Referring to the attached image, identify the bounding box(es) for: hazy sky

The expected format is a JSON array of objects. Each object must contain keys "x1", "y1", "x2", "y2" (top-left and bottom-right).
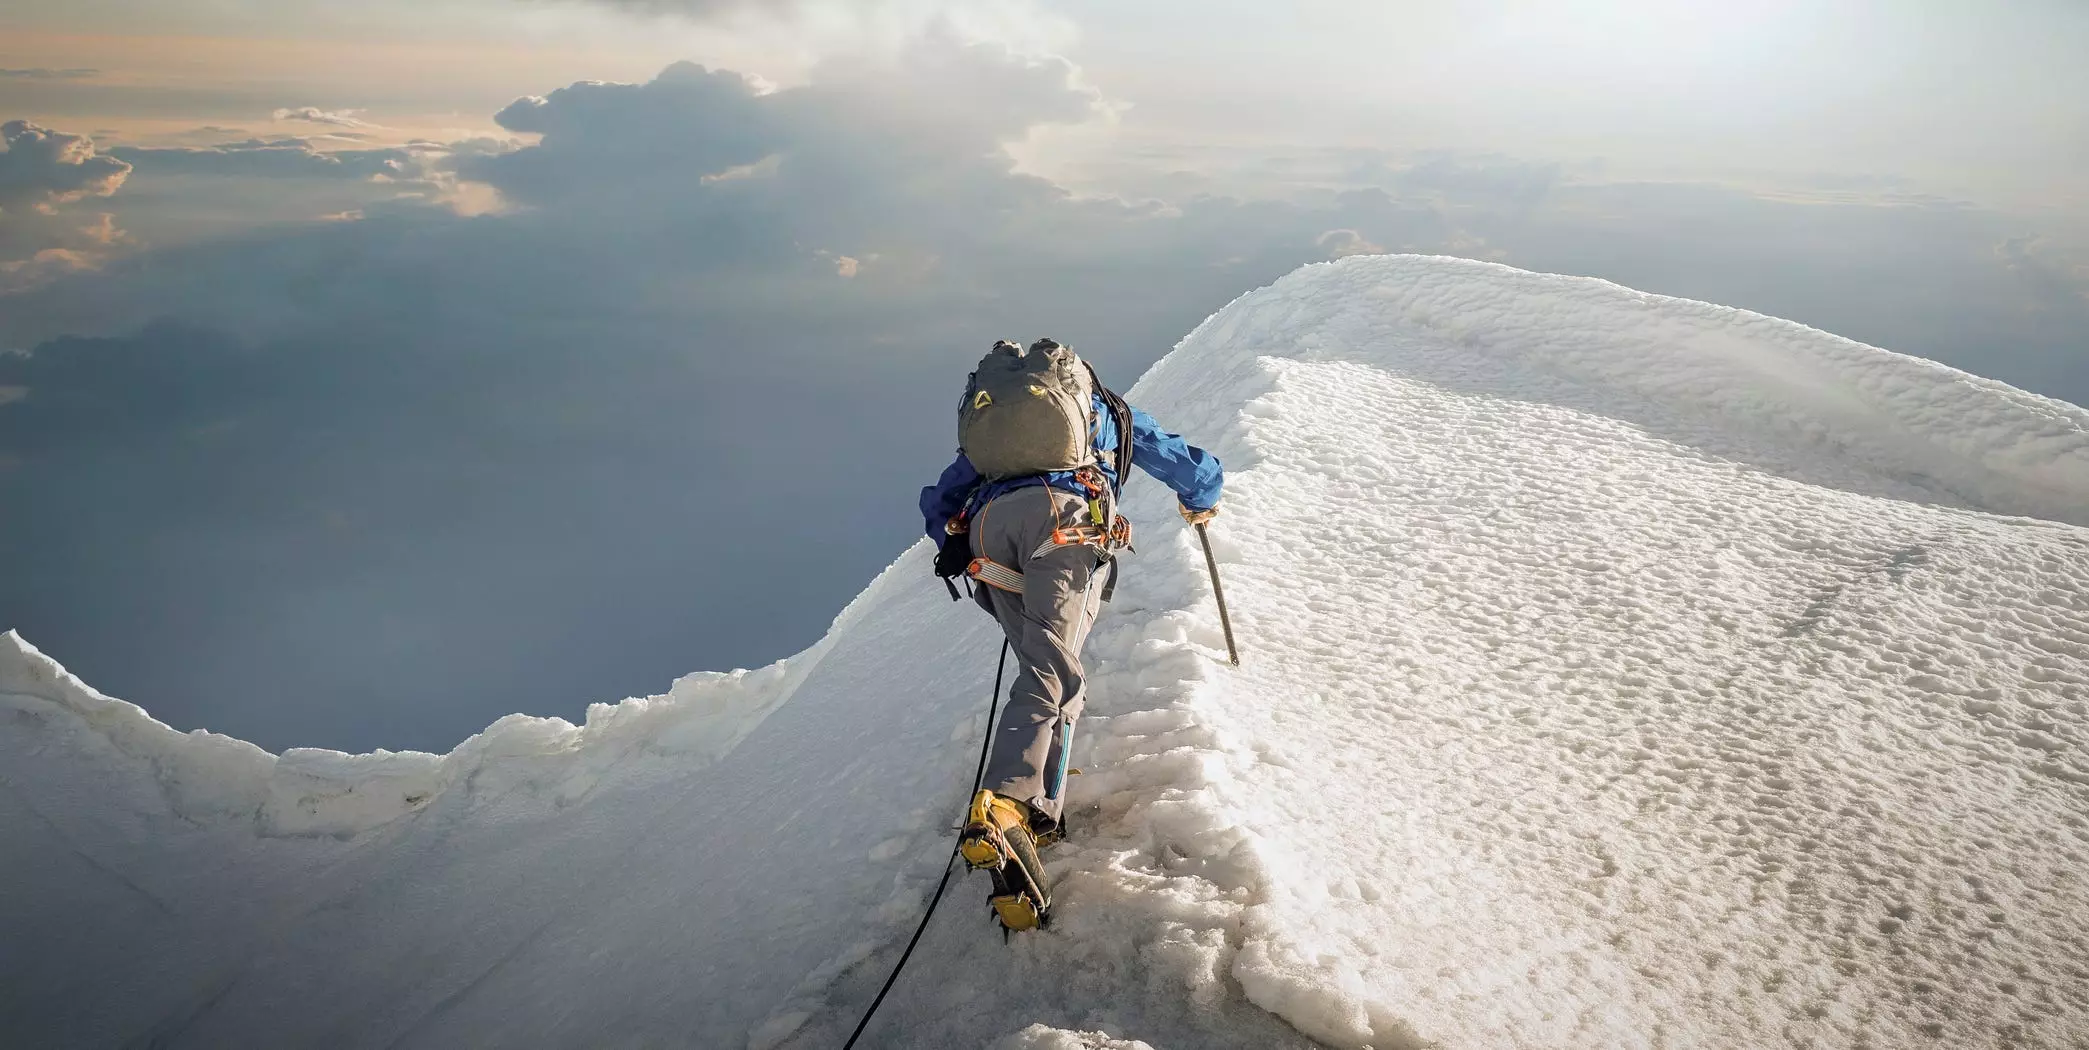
[
  {"x1": 8, "y1": 0, "x2": 2087, "y2": 202},
  {"x1": 2, "y1": 0, "x2": 2084, "y2": 753}
]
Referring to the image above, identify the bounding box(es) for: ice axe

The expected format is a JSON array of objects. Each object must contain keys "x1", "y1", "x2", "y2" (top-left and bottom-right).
[{"x1": 1195, "y1": 522, "x2": 1240, "y2": 666}]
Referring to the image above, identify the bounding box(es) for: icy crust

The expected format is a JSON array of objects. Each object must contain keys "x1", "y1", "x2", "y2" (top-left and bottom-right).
[
  {"x1": 0, "y1": 633, "x2": 804, "y2": 835},
  {"x1": 0, "y1": 633, "x2": 276, "y2": 818},
  {"x1": 1290, "y1": 257, "x2": 2089, "y2": 525},
  {"x1": 1134, "y1": 257, "x2": 2089, "y2": 1049},
  {"x1": 994, "y1": 1026, "x2": 1159, "y2": 1050},
  {"x1": 0, "y1": 548, "x2": 904, "y2": 836}
]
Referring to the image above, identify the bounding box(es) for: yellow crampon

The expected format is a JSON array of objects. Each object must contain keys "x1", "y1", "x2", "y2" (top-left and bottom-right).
[
  {"x1": 960, "y1": 790, "x2": 1052, "y2": 934},
  {"x1": 990, "y1": 891, "x2": 1044, "y2": 932},
  {"x1": 959, "y1": 789, "x2": 1027, "y2": 870}
]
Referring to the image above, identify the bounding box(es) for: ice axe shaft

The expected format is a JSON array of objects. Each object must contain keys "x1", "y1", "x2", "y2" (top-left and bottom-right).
[{"x1": 1195, "y1": 522, "x2": 1240, "y2": 666}]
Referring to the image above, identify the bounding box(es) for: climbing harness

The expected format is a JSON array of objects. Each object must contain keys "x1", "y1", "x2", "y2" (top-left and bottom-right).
[
  {"x1": 840, "y1": 640, "x2": 1009, "y2": 1050},
  {"x1": 966, "y1": 555, "x2": 1027, "y2": 595},
  {"x1": 960, "y1": 516, "x2": 1132, "y2": 604}
]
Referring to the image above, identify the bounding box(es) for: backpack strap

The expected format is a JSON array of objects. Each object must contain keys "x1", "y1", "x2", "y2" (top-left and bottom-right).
[
  {"x1": 1078, "y1": 361, "x2": 1138, "y2": 605},
  {"x1": 1084, "y1": 361, "x2": 1135, "y2": 494}
]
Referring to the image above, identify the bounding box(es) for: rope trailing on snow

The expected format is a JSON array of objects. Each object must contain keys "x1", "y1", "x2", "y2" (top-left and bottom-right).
[{"x1": 841, "y1": 639, "x2": 1009, "y2": 1050}]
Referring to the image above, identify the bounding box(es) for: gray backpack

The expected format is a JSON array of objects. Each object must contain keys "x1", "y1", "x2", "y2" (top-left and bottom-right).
[{"x1": 959, "y1": 339, "x2": 1098, "y2": 481}]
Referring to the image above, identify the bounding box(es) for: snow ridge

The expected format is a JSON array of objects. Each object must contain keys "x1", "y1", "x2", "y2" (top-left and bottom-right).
[
  {"x1": 4, "y1": 255, "x2": 2087, "y2": 1050},
  {"x1": 0, "y1": 551, "x2": 895, "y2": 836},
  {"x1": 1122, "y1": 257, "x2": 2089, "y2": 1048}
]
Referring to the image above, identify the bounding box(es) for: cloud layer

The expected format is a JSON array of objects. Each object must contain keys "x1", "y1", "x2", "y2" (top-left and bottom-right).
[
  {"x1": 272, "y1": 106, "x2": 371, "y2": 128},
  {"x1": 108, "y1": 138, "x2": 411, "y2": 179}
]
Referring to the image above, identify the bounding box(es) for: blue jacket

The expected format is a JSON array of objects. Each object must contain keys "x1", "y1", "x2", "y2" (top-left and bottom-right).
[{"x1": 919, "y1": 394, "x2": 1223, "y2": 538}]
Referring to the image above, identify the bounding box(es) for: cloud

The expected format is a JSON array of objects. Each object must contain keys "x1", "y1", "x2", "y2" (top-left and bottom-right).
[
  {"x1": 0, "y1": 247, "x2": 104, "y2": 289},
  {"x1": 1317, "y1": 229, "x2": 1382, "y2": 258},
  {"x1": 1995, "y1": 235, "x2": 2089, "y2": 309},
  {"x1": 816, "y1": 249, "x2": 862, "y2": 277},
  {"x1": 0, "y1": 121, "x2": 133, "y2": 283},
  {"x1": 0, "y1": 220, "x2": 130, "y2": 291},
  {"x1": 0, "y1": 120, "x2": 132, "y2": 211},
  {"x1": 453, "y1": 39, "x2": 1104, "y2": 260},
  {"x1": 474, "y1": 63, "x2": 780, "y2": 202},
  {"x1": 108, "y1": 139, "x2": 413, "y2": 180},
  {"x1": 1, "y1": 124, "x2": 503, "y2": 281},
  {"x1": 0, "y1": 212, "x2": 135, "y2": 289},
  {"x1": 273, "y1": 107, "x2": 372, "y2": 129}
]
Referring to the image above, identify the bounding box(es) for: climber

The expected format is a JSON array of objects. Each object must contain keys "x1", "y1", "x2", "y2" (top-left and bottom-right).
[{"x1": 918, "y1": 338, "x2": 1223, "y2": 932}]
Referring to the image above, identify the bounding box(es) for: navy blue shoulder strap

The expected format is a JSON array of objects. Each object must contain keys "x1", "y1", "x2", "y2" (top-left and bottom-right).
[{"x1": 1085, "y1": 362, "x2": 1135, "y2": 494}]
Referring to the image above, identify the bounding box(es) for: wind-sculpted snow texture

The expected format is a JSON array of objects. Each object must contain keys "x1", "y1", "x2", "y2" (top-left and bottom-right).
[{"x1": 4, "y1": 255, "x2": 2087, "y2": 1049}]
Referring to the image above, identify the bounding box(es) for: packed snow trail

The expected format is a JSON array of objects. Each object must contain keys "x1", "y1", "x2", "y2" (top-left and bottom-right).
[{"x1": 4, "y1": 256, "x2": 2087, "y2": 1049}]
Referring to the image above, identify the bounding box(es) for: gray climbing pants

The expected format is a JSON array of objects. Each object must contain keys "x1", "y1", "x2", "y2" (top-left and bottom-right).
[{"x1": 969, "y1": 484, "x2": 1107, "y2": 827}]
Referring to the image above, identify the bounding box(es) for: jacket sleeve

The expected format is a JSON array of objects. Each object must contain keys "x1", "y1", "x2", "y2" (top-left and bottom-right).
[
  {"x1": 1128, "y1": 405, "x2": 1223, "y2": 512},
  {"x1": 919, "y1": 452, "x2": 981, "y2": 539}
]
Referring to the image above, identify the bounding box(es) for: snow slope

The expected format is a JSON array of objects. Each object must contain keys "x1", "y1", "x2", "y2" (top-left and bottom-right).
[{"x1": 5, "y1": 255, "x2": 2087, "y2": 1049}]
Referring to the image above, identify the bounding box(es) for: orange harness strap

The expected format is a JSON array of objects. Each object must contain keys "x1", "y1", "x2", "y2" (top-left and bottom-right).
[{"x1": 967, "y1": 556, "x2": 1026, "y2": 594}]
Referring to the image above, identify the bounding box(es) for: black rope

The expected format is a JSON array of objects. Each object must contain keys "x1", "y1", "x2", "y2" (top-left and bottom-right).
[{"x1": 841, "y1": 639, "x2": 1009, "y2": 1050}]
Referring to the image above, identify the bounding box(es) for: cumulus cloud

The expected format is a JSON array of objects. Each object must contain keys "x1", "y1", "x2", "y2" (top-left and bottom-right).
[
  {"x1": 450, "y1": 38, "x2": 1105, "y2": 278},
  {"x1": 0, "y1": 120, "x2": 131, "y2": 211},
  {"x1": 0, "y1": 121, "x2": 133, "y2": 284},
  {"x1": 476, "y1": 63, "x2": 780, "y2": 201},
  {"x1": 273, "y1": 107, "x2": 372, "y2": 129}
]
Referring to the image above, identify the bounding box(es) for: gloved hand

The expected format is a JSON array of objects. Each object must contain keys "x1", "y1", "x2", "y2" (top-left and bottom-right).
[{"x1": 1178, "y1": 502, "x2": 1219, "y2": 526}]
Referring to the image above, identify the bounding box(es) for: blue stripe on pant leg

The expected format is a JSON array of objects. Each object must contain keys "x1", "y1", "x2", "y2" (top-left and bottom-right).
[{"x1": 1045, "y1": 718, "x2": 1076, "y2": 801}]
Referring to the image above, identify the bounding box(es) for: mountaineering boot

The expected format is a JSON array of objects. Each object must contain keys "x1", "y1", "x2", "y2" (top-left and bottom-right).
[
  {"x1": 960, "y1": 790, "x2": 1051, "y2": 933},
  {"x1": 959, "y1": 790, "x2": 1031, "y2": 869}
]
